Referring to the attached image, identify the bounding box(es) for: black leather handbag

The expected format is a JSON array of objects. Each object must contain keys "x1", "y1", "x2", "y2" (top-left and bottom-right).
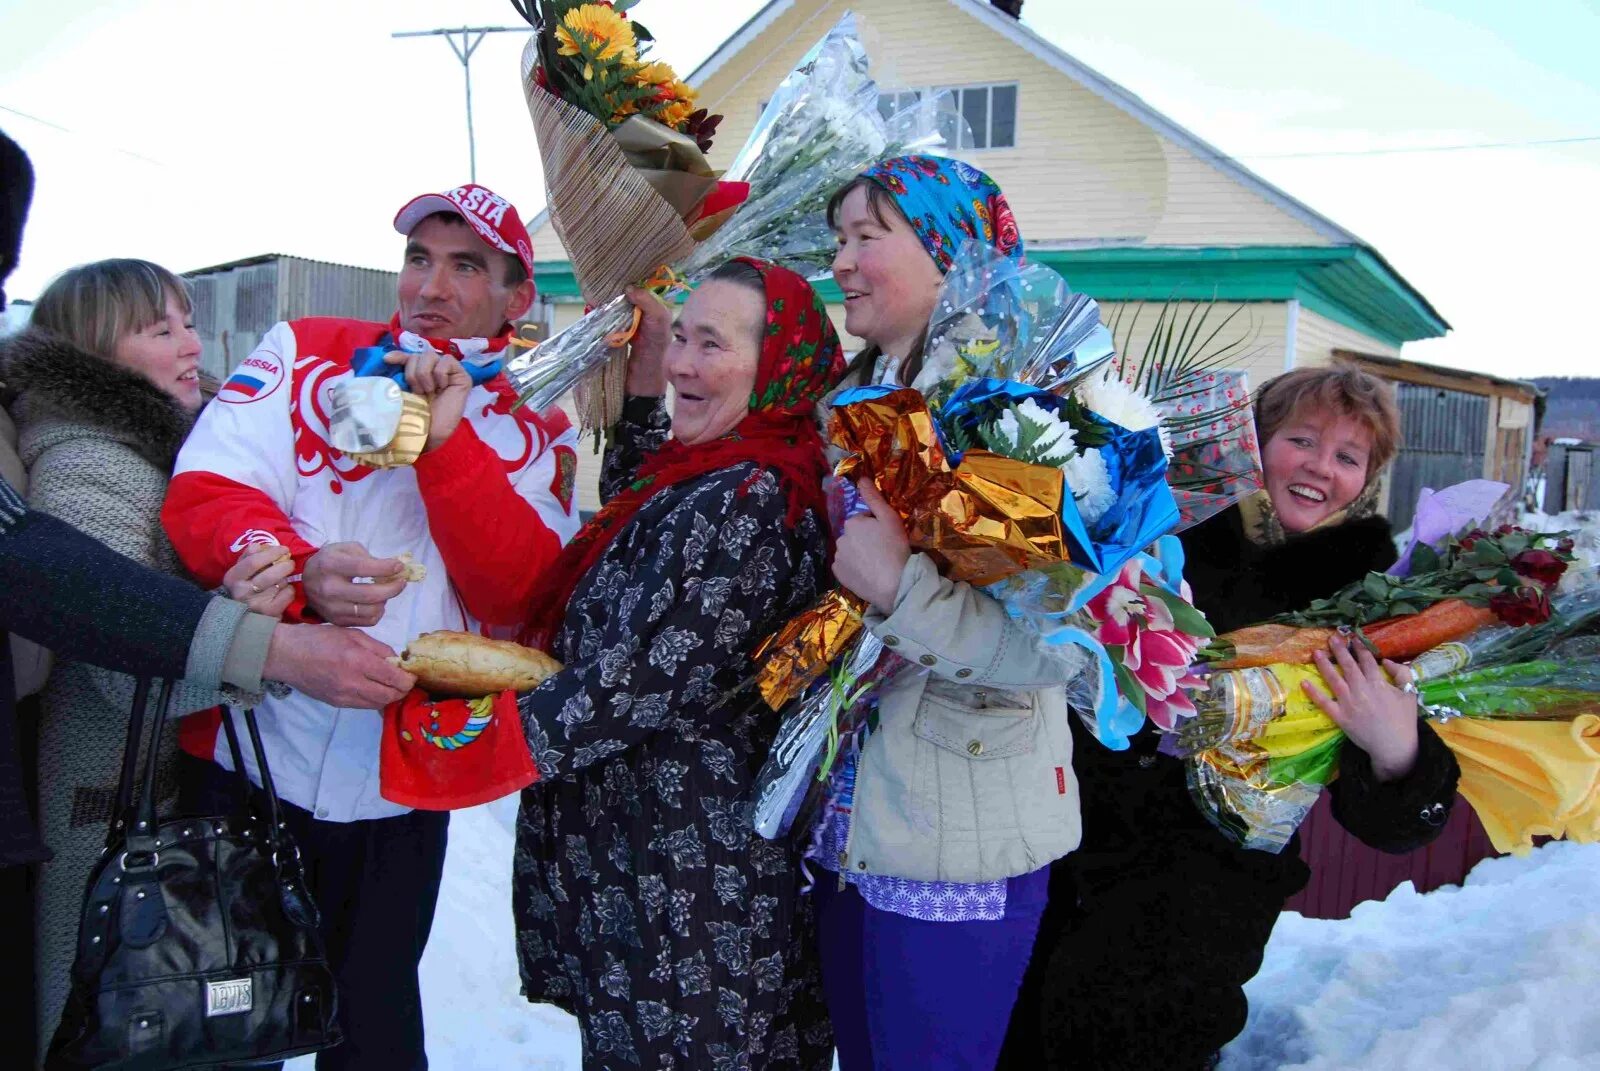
[{"x1": 47, "y1": 680, "x2": 342, "y2": 1069}]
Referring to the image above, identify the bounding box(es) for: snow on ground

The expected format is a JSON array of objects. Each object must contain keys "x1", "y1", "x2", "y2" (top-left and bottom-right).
[
  {"x1": 285, "y1": 799, "x2": 1600, "y2": 1070},
  {"x1": 287, "y1": 798, "x2": 582, "y2": 1071},
  {"x1": 1523, "y1": 509, "x2": 1600, "y2": 574},
  {"x1": 285, "y1": 807, "x2": 1600, "y2": 1071},
  {"x1": 1223, "y1": 841, "x2": 1600, "y2": 1071}
]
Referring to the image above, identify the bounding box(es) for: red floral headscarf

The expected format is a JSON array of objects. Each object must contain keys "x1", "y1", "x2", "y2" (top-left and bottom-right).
[{"x1": 522, "y1": 257, "x2": 845, "y2": 650}]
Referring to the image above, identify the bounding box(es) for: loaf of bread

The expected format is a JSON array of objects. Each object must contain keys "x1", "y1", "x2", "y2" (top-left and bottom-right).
[{"x1": 394, "y1": 631, "x2": 562, "y2": 697}]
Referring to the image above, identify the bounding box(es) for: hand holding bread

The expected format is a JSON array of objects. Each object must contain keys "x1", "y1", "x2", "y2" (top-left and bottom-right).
[{"x1": 393, "y1": 630, "x2": 563, "y2": 697}]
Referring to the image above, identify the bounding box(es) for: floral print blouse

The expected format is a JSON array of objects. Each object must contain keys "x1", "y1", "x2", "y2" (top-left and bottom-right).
[{"x1": 513, "y1": 397, "x2": 834, "y2": 1070}]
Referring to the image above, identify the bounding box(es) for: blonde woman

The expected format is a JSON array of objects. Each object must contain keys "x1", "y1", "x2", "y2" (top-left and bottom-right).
[{"x1": 2, "y1": 259, "x2": 288, "y2": 1052}]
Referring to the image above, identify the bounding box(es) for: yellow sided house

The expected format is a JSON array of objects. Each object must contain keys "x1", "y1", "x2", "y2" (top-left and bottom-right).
[{"x1": 526, "y1": 0, "x2": 1453, "y2": 518}]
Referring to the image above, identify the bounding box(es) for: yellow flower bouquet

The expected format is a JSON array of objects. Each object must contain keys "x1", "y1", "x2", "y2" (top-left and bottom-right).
[{"x1": 511, "y1": 1, "x2": 737, "y2": 431}]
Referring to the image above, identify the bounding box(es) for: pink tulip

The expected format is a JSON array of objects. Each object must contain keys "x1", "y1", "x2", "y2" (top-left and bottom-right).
[{"x1": 1085, "y1": 560, "x2": 1205, "y2": 729}]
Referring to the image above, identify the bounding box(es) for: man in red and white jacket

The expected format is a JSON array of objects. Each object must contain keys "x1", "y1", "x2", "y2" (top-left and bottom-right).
[{"x1": 162, "y1": 184, "x2": 579, "y2": 1069}]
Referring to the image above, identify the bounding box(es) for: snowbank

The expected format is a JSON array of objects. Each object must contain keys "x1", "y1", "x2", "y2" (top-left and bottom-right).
[{"x1": 1223, "y1": 841, "x2": 1600, "y2": 1070}]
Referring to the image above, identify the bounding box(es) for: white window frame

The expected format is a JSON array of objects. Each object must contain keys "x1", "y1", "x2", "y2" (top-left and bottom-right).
[{"x1": 879, "y1": 82, "x2": 1018, "y2": 151}]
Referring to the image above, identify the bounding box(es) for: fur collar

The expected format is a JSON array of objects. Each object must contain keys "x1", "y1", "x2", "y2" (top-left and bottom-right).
[
  {"x1": 0, "y1": 329, "x2": 194, "y2": 470},
  {"x1": 1181, "y1": 505, "x2": 1397, "y2": 634}
]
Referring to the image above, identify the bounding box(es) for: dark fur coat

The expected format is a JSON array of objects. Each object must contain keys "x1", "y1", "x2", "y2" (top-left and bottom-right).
[{"x1": 998, "y1": 504, "x2": 1462, "y2": 1071}]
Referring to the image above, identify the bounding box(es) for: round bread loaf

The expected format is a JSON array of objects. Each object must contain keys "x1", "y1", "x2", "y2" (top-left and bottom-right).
[{"x1": 396, "y1": 630, "x2": 563, "y2": 697}]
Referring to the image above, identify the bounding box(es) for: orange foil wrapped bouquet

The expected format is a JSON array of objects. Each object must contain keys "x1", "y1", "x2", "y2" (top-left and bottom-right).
[{"x1": 752, "y1": 386, "x2": 1069, "y2": 711}]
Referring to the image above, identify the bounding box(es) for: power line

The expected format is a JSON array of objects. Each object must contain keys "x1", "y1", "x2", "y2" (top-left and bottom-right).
[
  {"x1": 392, "y1": 26, "x2": 525, "y2": 184},
  {"x1": 1239, "y1": 134, "x2": 1600, "y2": 160},
  {"x1": 0, "y1": 102, "x2": 165, "y2": 165}
]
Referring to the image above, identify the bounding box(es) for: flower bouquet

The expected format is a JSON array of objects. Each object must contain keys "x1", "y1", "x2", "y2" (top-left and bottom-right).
[
  {"x1": 505, "y1": 11, "x2": 947, "y2": 428},
  {"x1": 509, "y1": 0, "x2": 734, "y2": 431},
  {"x1": 1209, "y1": 518, "x2": 1576, "y2": 669},
  {"x1": 1175, "y1": 494, "x2": 1600, "y2": 853},
  {"x1": 1106, "y1": 301, "x2": 1266, "y2": 530},
  {"x1": 751, "y1": 239, "x2": 1251, "y2": 838}
]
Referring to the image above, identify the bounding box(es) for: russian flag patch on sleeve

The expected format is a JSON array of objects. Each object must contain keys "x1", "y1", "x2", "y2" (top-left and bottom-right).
[{"x1": 218, "y1": 352, "x2": 285, "y2": 404}]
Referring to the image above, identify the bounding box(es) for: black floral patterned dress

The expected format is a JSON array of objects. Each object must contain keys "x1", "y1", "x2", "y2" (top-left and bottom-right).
[{"x1": 513, "y1": 397, "x2": 834, "y2": 1071}]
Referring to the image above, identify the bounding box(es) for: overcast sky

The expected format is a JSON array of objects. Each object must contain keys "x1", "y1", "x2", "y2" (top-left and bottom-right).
[{"x1": 3, "y1": 0, "x2": 1596, "y2": 376}]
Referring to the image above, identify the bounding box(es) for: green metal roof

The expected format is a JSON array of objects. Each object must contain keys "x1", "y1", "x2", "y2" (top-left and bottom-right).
[{"x1": 534, "y1": 244, "x2": 1449, "y2": 348}]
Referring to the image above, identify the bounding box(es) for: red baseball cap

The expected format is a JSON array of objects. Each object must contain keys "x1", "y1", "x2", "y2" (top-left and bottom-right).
[{"x1": 393, "y1": 183, "x2": 535, "y2": 279}]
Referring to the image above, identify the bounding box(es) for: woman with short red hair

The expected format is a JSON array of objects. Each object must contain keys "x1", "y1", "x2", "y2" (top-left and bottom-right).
[{"x1": 1005, "y1": 364, "x2": 1462, "y2": 1070}]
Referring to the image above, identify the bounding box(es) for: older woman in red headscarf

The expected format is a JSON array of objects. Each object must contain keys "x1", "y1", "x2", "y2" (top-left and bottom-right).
[{"x1": 511, "y1": 258, "x2": 844, "y2": 1071}]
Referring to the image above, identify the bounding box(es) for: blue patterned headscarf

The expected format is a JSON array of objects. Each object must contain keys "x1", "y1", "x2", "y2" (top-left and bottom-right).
[{"x1": 860, "y1": 155, "x2": 1023, "y2": 273}]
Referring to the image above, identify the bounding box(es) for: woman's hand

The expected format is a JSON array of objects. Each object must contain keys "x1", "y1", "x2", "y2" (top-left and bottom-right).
[
  {"x1": 1305, "y1": 635, "x2": 1420, "y2": 783},
  {"x1": 624, "y1": 286, "x2": 672, "y2": 396},
  {"x1": 832, "y1": 478, "x2": 910, "y2": 614},
  {"x1": 224, "y1": 544, "x2": 295, "y2": 617}
]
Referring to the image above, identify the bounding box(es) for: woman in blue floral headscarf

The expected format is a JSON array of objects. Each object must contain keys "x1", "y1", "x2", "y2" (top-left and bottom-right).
[{"x1": 808, "y1": 156, "x2": 1090, "y2": 1070}]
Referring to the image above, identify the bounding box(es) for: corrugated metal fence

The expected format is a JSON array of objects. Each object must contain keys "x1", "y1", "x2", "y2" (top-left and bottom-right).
[
  {"x1": 1387, "y1": 384, "x2": 1489, "y2": 530},
  {"x1": 186, "y1": 257, "x2": 398, "y2": 380},
  {"x1": 188, "y1": 262, "x2": 278, "y2": 381},
  {"x1": 276, "y1": 258, "x2": 397, "y2": 325}
]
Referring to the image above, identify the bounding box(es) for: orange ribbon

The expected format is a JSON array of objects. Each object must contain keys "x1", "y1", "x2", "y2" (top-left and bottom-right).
[{"x1": 603, "y1": 265, "x2": 687, "y2": 348}]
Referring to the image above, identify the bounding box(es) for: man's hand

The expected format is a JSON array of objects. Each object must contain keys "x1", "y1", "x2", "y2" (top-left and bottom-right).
[
  {"x1": 263, "y1": 623, "x2": 416, "y2": 709},
  {"x1": 624, "y1": 286, "x2": 672, "y2": 396},
  {"x1": 385, "y1": 346, "x2": 473, "y2": 451},
  {"x1": 222, "y1": 544, "x2": 294, "y2": 617},
  {"x1": 302, "y1": 542, "x2": 407, "y2": 627}
]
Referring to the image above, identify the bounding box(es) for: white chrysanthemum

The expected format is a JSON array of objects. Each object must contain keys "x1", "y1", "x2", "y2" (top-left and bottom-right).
[
  {"x1": 1064, "y1": 447, "x2": 1115, "y2": 525},
  {"x1": 1077, "y1": 371, "x2": 1163, "y2": 433},
  {"x1": 1017, "y1": 398, "x2": 1078, "y2": 464},
  {"x1": 994, "y1": 409, "x2": 1022, "y2": 450}
]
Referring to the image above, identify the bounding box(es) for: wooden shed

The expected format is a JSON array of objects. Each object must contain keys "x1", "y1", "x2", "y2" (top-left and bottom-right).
[
  {"x1": 1336, "y1": 350, "x2": 1541, "y2": 530},
  {"x1": 1543, "y1": 439, "x2": 1599, "y2": 514},
  {"x1": 1284, "y1": 789, "x2": 1502, "y2": 920}
]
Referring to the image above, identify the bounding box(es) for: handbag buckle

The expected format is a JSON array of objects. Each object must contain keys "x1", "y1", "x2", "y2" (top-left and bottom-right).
[{"x1": 119, "y1": 849, "x2": 160, "y2": 872}]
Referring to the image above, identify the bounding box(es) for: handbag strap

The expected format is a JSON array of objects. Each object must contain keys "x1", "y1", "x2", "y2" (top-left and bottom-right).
[
  {"x1": 103, "y1": 677, "x2": 154, "y2": 855},
  {"x1": 131, "y1": 680, "x2": 176, "y2": 840},
  {"x1": 218, "y1": 706, "x2": 257, "y2": 812},
  {"x1": 213, "y1": 707, "x2": 290, "y2": 858},
  {"x1": 239, "y1": 708, "x2": 288, "y2": 847},
  {"x1": 118, "y1": 682, "x2": 296, "y2": 864},
  {"x1": 218, "y1": 707, "x2": 249, "y2": 786}
]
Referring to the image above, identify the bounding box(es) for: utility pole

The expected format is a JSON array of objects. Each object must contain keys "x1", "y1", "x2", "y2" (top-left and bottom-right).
[{"x1": 392, "y1": 25, "x2": 524, "y2": 184}]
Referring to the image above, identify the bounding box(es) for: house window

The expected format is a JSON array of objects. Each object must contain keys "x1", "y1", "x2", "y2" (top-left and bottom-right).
[{"x1": 878, "y1": 83, "x2": 1018, "y2": 150}]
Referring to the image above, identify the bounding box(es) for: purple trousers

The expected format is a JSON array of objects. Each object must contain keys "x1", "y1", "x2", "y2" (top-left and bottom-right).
[{"x1": 815, "y1": 869, "x2": 1049, "y2": 1070}]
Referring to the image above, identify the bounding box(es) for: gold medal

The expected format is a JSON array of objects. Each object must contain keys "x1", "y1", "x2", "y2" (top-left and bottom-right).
[{"x1": 329, "y1": 377, "x2": 432, "y2": 469}]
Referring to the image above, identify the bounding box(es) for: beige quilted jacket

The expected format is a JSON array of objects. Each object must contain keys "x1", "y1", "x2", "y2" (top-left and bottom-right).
[{"x1": 840, "y1": 552, "x2": 1088, "y2": 884}]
